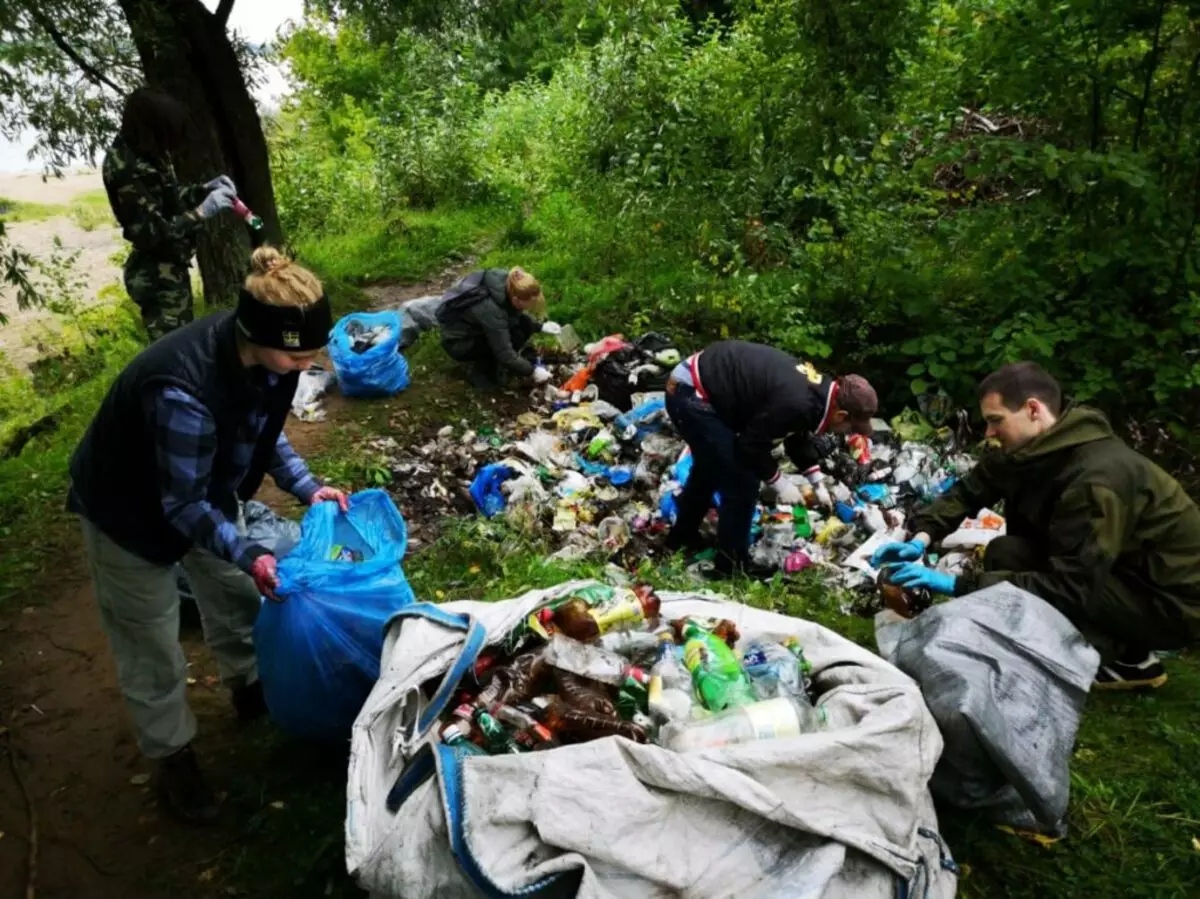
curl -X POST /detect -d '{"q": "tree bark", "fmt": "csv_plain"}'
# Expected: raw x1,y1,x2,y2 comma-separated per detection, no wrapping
116,0,283,308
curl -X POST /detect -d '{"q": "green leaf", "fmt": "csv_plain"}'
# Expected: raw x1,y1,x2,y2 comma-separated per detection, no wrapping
833,155,845,176
940,349,957,362
911,378,930,396
907,362,926,376
928,361,949,379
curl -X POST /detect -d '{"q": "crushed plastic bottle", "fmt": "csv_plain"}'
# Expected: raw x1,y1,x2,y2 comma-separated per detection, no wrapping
660,696,825,752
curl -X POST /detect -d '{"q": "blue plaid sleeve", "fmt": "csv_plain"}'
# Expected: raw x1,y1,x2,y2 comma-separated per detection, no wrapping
267,431,320,503
151,387,267,571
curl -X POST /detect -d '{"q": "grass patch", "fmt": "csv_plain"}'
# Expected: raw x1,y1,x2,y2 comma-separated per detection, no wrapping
0,296,144,604
68,188,117,231
292,203,505,287
0,195,66,223
0,189,115,230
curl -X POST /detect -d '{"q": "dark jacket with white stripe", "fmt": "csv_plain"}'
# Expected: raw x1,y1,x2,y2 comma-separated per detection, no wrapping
692,341,837,482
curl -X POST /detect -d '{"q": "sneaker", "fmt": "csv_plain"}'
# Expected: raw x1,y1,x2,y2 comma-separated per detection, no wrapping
231,679,269,724
158,745,220,825
1094,653,1168,691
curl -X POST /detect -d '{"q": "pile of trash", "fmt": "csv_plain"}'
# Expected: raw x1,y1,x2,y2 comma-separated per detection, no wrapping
432,581,822,756
350,329,1002,612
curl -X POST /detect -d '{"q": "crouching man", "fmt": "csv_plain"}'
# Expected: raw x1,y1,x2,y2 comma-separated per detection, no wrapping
875,362,1200,689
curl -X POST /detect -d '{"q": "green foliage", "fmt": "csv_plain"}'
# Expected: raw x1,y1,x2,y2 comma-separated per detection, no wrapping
275,0,1200,434
0,291,143,602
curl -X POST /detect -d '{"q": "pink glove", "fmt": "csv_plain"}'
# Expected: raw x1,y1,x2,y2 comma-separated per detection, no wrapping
250,553,280,601
309,486,350,512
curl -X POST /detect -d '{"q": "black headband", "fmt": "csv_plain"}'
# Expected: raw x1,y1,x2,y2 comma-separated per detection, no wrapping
236,288,333,352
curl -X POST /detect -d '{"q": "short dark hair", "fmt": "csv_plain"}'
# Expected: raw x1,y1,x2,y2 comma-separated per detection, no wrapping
978,362,1062,415
119,87,189,160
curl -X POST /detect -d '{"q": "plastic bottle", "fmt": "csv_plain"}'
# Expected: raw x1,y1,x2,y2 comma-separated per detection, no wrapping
553,586,662,642
440,721,487,756
543,703,648,744
660,696,825,753
792,505,813,539
675,617,758,712
472,707,524,754
742,640,810,701
230,197,264,230
553,669,618,717
647,630,695,723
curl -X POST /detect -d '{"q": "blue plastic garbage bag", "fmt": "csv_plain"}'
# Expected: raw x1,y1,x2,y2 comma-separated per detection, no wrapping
614,396,668,439
255,489,415,741
329,311,411,398
470,464,515,518
659,449,722,523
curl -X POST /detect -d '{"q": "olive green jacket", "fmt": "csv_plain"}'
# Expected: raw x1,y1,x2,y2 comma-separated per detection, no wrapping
913,407,1200,622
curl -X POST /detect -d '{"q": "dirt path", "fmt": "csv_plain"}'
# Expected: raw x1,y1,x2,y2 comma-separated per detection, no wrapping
0,403,346,899
0,268,495,898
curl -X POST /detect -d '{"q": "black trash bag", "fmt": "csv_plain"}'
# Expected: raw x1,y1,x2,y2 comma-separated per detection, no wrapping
592,334,679,410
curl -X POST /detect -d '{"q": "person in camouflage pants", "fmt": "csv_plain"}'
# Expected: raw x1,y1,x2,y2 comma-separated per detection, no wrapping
103,88,240,341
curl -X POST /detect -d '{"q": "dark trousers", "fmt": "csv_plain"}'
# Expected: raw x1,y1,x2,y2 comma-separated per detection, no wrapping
983,535,1177,661
665,384,760,574
444,319,538,384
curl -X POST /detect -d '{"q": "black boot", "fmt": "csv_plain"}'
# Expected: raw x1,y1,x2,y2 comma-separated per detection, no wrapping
158,744,220,825
231,679,269,724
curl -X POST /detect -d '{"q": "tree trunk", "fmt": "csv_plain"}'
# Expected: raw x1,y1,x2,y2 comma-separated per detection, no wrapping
117,0,283,308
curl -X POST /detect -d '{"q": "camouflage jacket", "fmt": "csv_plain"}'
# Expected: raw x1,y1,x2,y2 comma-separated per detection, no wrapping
102,136,208,267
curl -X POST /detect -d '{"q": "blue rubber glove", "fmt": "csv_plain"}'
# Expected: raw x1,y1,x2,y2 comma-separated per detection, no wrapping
870,539,926,568
890,562,957,595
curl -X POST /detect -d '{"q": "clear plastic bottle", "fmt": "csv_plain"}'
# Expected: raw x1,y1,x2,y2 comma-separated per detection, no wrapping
660,696,825,752
647,630,695,723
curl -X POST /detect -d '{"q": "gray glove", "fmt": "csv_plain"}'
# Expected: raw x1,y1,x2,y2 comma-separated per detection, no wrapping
204,175,237,194
197,186,235,219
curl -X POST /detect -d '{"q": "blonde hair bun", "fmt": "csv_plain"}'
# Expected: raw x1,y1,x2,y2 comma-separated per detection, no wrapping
244,245,324,308
249,245,288,276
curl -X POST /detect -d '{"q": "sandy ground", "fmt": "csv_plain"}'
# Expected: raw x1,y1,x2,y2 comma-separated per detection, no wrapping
0,170,124,369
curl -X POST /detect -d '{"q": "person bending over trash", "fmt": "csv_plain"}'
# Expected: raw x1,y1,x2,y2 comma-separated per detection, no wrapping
664,340,879,580
103,86,242,340
438,266,562,389
67,246,349,824
874,362,1200,690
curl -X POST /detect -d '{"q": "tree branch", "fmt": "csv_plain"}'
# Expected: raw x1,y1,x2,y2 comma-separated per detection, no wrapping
24,6,122,93
215,0,236,27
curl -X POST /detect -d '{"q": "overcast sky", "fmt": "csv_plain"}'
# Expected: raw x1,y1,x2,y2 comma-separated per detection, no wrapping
0,0,306,172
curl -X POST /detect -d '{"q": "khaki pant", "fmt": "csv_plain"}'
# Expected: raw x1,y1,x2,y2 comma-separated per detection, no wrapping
80,517,261,759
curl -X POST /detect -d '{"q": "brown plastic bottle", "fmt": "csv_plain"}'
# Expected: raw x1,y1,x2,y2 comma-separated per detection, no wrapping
543,702,648,744
553,669,618,717
553,588,662,642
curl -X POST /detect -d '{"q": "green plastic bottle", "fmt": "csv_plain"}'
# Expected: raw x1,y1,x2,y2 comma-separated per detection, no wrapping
792,505,813,539
677,618,759,712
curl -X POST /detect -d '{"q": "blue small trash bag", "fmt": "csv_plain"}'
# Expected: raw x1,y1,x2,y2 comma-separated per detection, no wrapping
329,311,411,398
470,463,515,518
659,448,721,523
255,489,415,741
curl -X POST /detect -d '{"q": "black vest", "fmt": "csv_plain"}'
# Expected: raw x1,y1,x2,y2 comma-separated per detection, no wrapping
68,313,299,565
